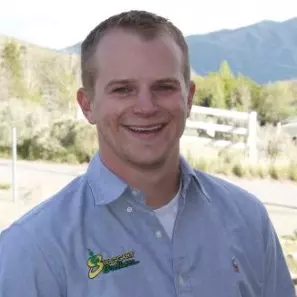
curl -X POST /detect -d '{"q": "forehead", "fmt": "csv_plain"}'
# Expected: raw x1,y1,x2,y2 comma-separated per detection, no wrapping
93,28,184,83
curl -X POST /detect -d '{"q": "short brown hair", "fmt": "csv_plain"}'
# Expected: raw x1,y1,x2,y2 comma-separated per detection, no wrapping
80,10,190,91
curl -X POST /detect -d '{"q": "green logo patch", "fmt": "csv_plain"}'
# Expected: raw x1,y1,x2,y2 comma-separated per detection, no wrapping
87,249,140,279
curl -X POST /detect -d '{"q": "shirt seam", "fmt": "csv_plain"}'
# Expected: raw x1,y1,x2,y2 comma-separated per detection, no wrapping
86,176,98,207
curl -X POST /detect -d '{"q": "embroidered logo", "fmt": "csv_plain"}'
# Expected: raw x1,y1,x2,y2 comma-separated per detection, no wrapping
87,249,140,279
232,257,240,273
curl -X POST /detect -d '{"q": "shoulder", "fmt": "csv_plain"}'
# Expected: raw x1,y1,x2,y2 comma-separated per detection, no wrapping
194,168,266,212
193,168,270,235
0,173,93,288
0,173,90,251
16,174,87,226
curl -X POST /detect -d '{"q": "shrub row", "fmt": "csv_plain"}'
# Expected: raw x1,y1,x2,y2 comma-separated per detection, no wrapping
0,99,97,163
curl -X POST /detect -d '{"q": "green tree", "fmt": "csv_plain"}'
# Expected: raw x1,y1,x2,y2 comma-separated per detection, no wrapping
232,73,253,111
218,61,237,109
1,40,26,98
38,54,80,116
257,82,297,125
193,74,226,108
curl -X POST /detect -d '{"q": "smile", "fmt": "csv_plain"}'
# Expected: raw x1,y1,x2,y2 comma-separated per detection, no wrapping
127,124,164,133
122,124,167,137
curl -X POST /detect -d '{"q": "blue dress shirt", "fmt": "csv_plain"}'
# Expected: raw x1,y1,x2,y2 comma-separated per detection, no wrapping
0,152,294,296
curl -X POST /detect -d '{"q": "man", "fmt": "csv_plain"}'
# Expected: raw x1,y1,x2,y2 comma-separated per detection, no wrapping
0,10,294,297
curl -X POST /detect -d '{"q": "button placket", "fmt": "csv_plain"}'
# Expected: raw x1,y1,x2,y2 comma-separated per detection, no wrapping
178,274,185,287
126,206,133,213
155,230,163,239
171,194,193,295
131,189,140,196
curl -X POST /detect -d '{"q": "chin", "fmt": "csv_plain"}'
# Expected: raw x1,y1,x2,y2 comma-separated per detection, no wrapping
120,141,179,169
125,153,168,170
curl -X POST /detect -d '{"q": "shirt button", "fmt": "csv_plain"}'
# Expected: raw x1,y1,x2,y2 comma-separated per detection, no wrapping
132,189,140,196
126,206,133,213
155,230,162,238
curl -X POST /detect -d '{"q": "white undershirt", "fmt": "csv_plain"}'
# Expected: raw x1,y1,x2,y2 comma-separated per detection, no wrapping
153,184,181,239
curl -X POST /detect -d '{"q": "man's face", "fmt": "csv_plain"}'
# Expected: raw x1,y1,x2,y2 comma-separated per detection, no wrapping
78,29,195,169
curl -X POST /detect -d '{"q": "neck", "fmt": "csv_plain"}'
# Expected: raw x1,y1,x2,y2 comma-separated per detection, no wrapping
99,149,181,209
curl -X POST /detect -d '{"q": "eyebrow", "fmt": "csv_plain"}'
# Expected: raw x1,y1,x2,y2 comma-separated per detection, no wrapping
104,77,181,91
105,79,135,91
154,78,181,86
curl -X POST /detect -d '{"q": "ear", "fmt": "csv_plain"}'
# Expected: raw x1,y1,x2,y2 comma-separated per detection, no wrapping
76,88,96,125
186,80,196,117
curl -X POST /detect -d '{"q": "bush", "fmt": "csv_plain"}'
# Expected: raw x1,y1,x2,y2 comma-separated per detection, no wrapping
24,131,69,161
232,163,247,177
0,183,10,190
0,99,98,163
289,163,297,182
49,118,98,163
268,163,288,180
255,163,269,179
195,157,216,173
186,139,297,181
257,124,297,161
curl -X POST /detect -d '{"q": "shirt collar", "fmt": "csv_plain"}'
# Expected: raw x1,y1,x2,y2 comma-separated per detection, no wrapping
86,152,128,205
86,152,211,206
179,155,212,203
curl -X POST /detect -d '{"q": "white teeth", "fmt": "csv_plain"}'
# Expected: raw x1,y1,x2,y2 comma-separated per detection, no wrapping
128,125,163,132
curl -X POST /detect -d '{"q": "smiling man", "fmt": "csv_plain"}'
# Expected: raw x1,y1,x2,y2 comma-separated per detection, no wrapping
0,10,295,297
76,19,194,209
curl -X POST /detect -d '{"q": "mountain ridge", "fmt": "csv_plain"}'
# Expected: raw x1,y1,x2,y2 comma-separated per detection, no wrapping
62,17,297,84
1,17,296,84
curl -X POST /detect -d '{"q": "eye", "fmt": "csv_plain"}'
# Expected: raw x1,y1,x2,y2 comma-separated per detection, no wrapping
155,84,176,92
112,86,132,94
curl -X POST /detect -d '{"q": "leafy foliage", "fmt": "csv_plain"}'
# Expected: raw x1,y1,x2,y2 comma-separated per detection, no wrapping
193,61,297,125
0,99,97,163
1,40,27,99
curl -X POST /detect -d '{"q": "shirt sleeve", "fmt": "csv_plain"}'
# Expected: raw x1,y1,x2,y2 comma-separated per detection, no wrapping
0,224,63,297
261,207,295,297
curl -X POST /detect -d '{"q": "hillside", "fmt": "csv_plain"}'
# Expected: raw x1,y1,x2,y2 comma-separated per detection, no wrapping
0,35,80,115
62,17,297,84
0,35,62,58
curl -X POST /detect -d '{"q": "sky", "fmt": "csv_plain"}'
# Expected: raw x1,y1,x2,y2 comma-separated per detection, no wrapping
0,0,296,50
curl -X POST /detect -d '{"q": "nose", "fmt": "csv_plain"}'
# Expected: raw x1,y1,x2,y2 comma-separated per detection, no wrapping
132,88,158,116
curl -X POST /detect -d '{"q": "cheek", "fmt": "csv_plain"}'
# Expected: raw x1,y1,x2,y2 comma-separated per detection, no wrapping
91,100,115,124
175,98,189,118
96,108,122,132
161,97,187,123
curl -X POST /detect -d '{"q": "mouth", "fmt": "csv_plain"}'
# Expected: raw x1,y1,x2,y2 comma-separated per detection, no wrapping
122,123,167,138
